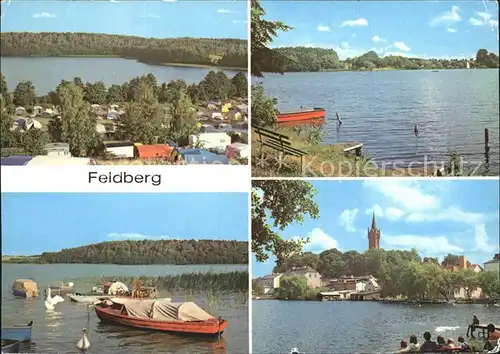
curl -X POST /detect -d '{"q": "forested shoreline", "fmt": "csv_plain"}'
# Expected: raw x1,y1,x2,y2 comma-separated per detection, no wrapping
2,239,249,265
269,46,500,72
0,32,247,69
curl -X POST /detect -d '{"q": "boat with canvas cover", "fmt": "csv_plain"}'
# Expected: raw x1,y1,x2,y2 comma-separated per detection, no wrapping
1,321,33,342
11,279,38,298
94,298,227,336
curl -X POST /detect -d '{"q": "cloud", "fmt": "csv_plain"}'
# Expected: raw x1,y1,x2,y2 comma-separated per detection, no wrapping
469,12,498,28
33,12,56,19
473,224,494,253
383,233,463,255
366,204,384,218
385,207,405,221
141,14,160,19
430,5,461,26
476,12,492,21
232,19,248,24
300,228,340,253
405,206,485,225
363,180,440,212
383,51,412,58
108,233,170,240
317,25,331,32
365,205,404,221
340,18,368,27
217,9,231,14
393,41,411,52
162,0,177,2
339,209,359,232
341,41,350,49
447,28,457,33
469,17,484,26
372,35,386,43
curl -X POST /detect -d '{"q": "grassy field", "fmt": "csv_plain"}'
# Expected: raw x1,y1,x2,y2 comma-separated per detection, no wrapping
252,126,430,177
2,255,40,263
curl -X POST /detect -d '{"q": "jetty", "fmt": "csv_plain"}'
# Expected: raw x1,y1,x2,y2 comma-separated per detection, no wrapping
332,142,364,158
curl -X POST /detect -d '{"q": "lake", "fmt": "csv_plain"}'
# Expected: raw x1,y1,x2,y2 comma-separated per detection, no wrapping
262,69,499,175
0,57,241,95
2,264,248,354
253,300,500,353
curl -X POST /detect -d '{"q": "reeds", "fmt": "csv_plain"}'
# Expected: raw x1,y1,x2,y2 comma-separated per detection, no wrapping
104,271,248,292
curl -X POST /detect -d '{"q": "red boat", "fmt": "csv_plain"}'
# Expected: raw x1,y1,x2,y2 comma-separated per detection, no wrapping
95,298,227,336
277,107,326,127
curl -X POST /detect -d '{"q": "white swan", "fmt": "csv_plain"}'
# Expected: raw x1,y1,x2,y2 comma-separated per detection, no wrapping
77,328,91,350
45,287,65,310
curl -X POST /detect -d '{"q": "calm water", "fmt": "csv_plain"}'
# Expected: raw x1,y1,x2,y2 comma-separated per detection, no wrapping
262,69,499,174
2,264,248,354
0,57,241,95
253,300,500,353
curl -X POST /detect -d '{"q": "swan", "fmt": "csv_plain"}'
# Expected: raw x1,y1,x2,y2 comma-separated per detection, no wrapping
77,328,91,350
45,287,65,310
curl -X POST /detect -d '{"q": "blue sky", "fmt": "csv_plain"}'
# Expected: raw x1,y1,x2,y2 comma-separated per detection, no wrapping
0,0,247,39
263,1,499,59
253,180,500,276
1,193,248,255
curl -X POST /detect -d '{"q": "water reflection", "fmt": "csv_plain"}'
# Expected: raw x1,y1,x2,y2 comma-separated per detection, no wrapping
96,324,227,353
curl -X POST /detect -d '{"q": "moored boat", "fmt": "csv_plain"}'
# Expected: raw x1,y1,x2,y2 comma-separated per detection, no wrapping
44,282,75,296
95,298,227,336
1,321,33,342
11,279,38,298
1,339,21,353
277,108,326,127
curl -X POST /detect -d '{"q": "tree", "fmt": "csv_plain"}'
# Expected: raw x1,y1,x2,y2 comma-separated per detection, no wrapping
115,103,168,145
456,268,480,300
251,84,278,127
198,71,232,101
318,249,345,277
277,275,308,300
1,97,17,148
1,72,7,99
441,254,461,267
231,71,248,98
252,280,265,296
20,128,49,156
251,0,292,77
168,91,197,143
106,84,124,104
13,80,36,107
478,271,500,301
84,81,107,105
52,82,99,157
252,180,319,264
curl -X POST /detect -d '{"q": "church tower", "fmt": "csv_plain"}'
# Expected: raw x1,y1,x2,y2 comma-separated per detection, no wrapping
368,212,380,249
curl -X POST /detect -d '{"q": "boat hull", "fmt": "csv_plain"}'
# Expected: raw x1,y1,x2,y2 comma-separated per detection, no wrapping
277,108,326,127
95,307,227,336
1,322,33,342
12,290,30,298
1,339,21,353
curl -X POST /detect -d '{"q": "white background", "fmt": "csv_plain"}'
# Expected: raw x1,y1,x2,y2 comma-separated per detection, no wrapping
0,166,250,193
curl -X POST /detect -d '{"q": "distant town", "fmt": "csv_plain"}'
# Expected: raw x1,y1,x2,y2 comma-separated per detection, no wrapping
253,214,500,304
